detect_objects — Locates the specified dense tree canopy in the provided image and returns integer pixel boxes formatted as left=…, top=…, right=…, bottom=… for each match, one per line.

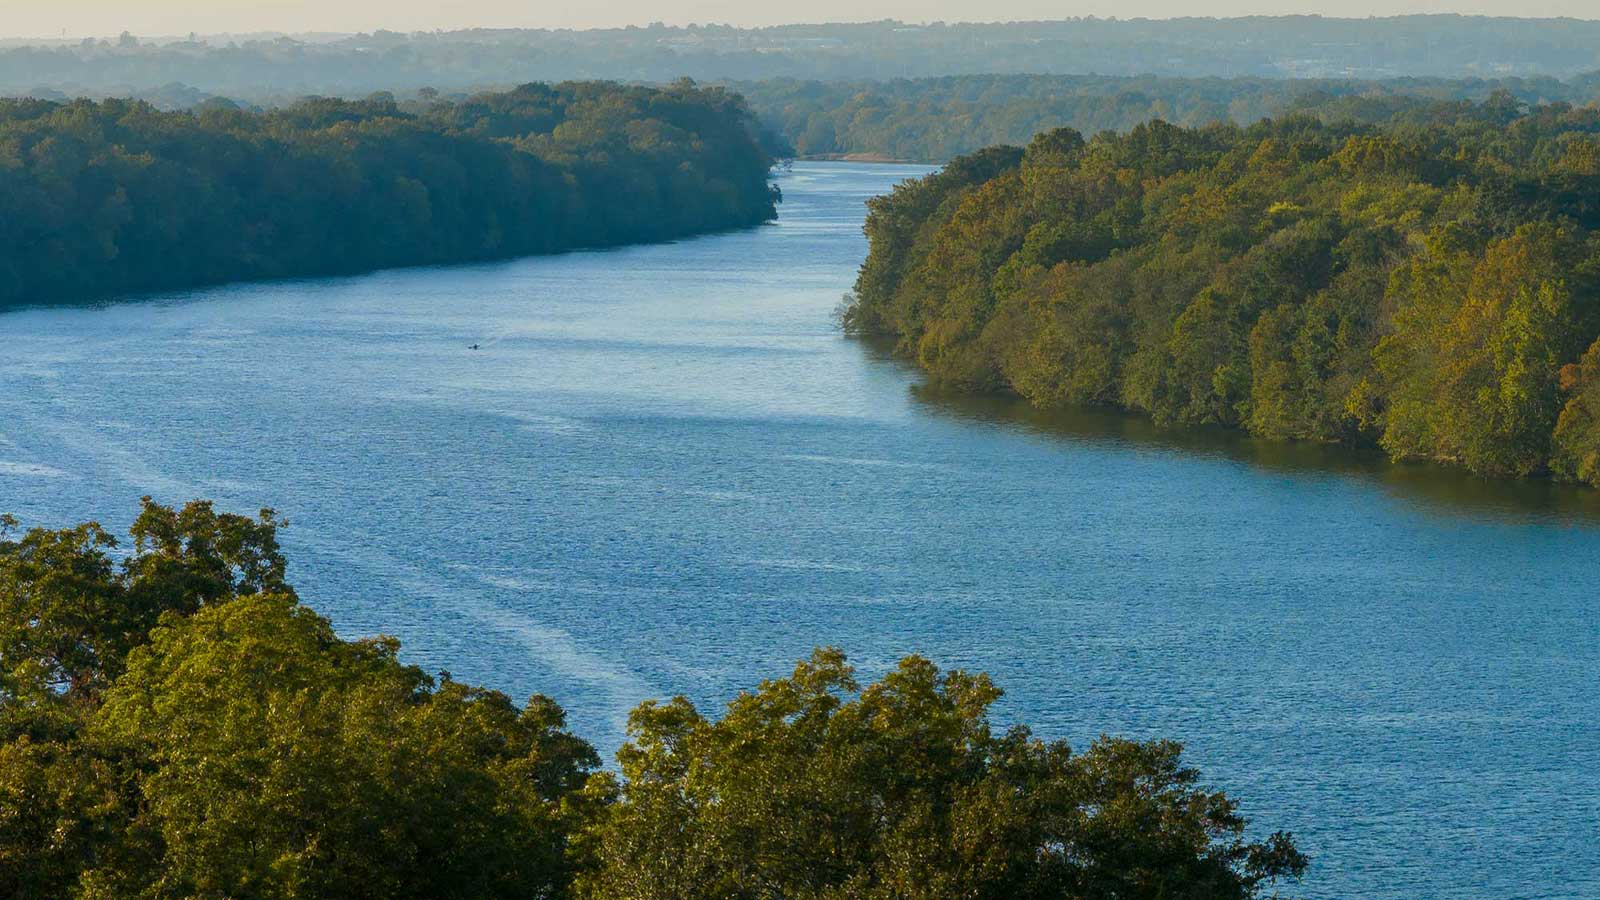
left=0, top=80, right=779, bottom=309
left=9, top=21, right=1600, bottom=170
left=578, top=649, right=1305, bottom=900
left=739, top=74, right=1600, bottom=163
left=0, top=500, right=600, bottom=900
left=0, top=501, right=1304, bottom=899
left=844, top=97, right=1600, bottom=485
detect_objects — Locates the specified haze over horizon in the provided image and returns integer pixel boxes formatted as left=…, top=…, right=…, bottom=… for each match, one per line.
left=6, top=1, right=1600, bottom=40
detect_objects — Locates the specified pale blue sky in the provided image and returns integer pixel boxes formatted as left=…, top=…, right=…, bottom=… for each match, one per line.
left=5, top=0, right=1598, bottom=40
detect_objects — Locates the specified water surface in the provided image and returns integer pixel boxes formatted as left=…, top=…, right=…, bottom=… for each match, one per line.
left=1, top=162, right=1595, bottom=899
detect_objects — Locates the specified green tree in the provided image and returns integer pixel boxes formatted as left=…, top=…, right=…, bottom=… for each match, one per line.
left=578, top=649, right=1305, bottom=900
left=0, top=731, right=129, bottom=900
left=3, top=503, right=1307, bottom=898
left=1551, top=337, right=1600, bottom=485
left=0, top=497, right=285, bottom=705
left=846, top=98, right=1600, bottom=485
left=87, top=593, right=597, bottom=900
left=0, top=500, right=599, bottom=900
left=1378, top=225, right=1592, bottom=475
left=0, top=84, right=779, bottom=310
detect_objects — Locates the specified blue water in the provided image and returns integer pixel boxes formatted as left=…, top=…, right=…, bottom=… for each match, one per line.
left=1, top=162, right=1596, bottom=899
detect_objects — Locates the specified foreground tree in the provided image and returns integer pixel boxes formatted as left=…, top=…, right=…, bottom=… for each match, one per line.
left=3, top=501, right=1304, bottom=899
left=578, top=649, right=1305, bottom=900
left=85, top=593, right=598, bottom=900
left=0, top=498, right=287, bottom=706
left=0, top=499, right=294, bottom=900
left=0, top=501, right=598, bottom=900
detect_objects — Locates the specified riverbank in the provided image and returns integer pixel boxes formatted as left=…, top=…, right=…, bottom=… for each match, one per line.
left=796, top=151, right=918, bottom=163
left=0, top=83, right=778, bottom=310
left=843, top=110, right=1600, bottom=489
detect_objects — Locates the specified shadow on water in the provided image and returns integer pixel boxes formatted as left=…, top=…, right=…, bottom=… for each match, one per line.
left=854, top=338, right=1600, bottom=526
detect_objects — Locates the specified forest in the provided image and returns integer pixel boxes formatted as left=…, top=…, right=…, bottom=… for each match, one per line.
left=14, top=66, right=1600, bottom=168
left=843, top=96, right=1600, bottom=486
left=0, top=81, right=780, bottom=309
left=740, top=73, right=1600, bottom=162
left=0, top=499, right=1306, bottom=899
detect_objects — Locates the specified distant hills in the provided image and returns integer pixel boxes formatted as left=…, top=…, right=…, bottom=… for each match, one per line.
left=4, top=16, right=1600, bottom=104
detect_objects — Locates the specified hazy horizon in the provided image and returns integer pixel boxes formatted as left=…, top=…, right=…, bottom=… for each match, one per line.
left=7, top=3, right=1600, bottom=41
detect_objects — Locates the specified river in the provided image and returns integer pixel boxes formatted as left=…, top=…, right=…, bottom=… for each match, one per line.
left=1, top=161, right=1595, bottom=898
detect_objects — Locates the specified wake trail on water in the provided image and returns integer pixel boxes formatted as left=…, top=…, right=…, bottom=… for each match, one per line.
left=306, top=533, right=656, bottom=739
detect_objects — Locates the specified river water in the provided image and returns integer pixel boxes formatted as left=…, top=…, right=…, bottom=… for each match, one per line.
left=1, top=162, right=1596, bottom=898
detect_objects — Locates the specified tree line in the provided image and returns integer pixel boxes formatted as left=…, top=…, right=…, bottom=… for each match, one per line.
left=0, top=499, right=1306, bottom=899
left=738, top=73, right=1600, bottom=163
left=17, top=69, right=1600, bottom=171
left=844, top=96, right=1600, bottom=487
left=0, top=80, right=780, bottom=309
left=8, top=16, right=1600, bottom=100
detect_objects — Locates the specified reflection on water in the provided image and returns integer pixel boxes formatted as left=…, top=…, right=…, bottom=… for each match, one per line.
left=849, top=327, right=1600, bottom=524
left=912, top=385, right=1600, bottom=525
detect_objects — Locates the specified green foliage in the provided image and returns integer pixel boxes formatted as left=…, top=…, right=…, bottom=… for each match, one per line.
left=0, top=497, right=285, bottom=705
left=0, top=501, right=602, bottom=900
left=1551, top=338, right=1600, bottom=486
left=738, top=74, right=1600, bottom=164
left=1376, top=225, right=1597, bottom=475
left=578, top=648, right=1304, bottom=900
left=0, top=719, right=128, bottom=900
left=0, top=501, right=1305, bottom=899
left=846, top=100, right=1600, bottom=482
left=88, top=594, right=597, bottom=899
left=0, top=499, right=300, bottom=900
left=0, top=81, right=778, bottom=309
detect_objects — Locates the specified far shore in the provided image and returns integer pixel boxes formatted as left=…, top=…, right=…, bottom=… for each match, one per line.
left=795, top=152, right=921, bottom=164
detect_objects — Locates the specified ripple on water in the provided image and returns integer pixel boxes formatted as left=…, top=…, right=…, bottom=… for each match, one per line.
left=0, top=163, right=1595, bottom=900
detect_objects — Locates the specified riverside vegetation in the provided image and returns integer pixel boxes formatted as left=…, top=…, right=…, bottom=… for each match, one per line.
left=14, top=21, right=1600, bottom=169
left=0, top=499, right=1306, bottom=899
left=843, top=96, right=1600, bottom=487
left=0, top=80, right=779, bottom=309
left=740, top=74, right=1600, bottom=163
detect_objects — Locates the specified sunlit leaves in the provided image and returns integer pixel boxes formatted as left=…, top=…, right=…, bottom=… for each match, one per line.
left=579, top=649, right=1305, bottom=900
left=846, top=100, right=1600, bottom=483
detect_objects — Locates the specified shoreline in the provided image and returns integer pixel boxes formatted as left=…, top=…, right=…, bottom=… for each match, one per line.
left=793, top=152, right=923, bottom=164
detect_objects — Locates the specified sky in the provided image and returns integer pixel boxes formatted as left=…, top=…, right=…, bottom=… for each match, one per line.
left=3, top=0, right=1598, bottom=40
